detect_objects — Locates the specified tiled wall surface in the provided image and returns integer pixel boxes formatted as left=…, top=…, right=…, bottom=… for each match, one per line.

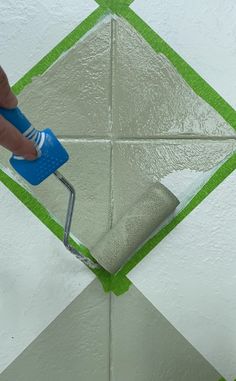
left=1, top=2, right=236, bottom=380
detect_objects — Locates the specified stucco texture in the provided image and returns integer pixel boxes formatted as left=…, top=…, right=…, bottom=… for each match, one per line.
left=0, top=0, right=98, bottom=84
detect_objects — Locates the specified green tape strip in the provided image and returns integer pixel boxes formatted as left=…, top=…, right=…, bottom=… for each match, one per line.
left=118, top=7, right=236, bottom=131
left=12, top=7, right=105, bottom=95
left=95, top=0, right=134, bottom=12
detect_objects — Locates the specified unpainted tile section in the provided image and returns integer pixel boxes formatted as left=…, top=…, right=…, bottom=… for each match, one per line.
left=112, top=139, right=236, bottom=221
left=0, top=280, right=110, bottom=381
left=112, top=18, right=236, bottom=138
left=111, top=285, right=221, bottom=381
left=18, top=18, right=111, bottom=137
left=0, top=140, right=111, bottom=248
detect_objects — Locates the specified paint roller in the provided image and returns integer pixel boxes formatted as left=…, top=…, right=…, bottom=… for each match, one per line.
left=0, top=107, right=179, bottom=273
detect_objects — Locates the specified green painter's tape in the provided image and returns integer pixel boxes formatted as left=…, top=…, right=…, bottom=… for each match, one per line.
left=95, top=0, right=134, bottom=12
left=118, top=7, right=236, bottom=131
left=12, top=7, right=105, bottom=95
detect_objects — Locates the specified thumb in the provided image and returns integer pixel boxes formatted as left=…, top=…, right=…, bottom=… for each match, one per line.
left=0, top=115, right=37, bottom=160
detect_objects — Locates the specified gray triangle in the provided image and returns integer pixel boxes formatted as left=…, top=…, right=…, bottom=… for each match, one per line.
left=111, top=285, right=222, bottom=381
left=0, top=280, right=110, bottom=381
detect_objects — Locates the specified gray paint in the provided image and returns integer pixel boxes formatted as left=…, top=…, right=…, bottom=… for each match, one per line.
left=0, top=280, right=110, bottom=381
left=91, top=182, right=179, bottom=273
left=18, top=19, right=111, bottom=137
left=113, top=17, right=236, bottom=138
left=112, top=139, right=236, bottom=221
left=111, top=285, right=222, bottom=381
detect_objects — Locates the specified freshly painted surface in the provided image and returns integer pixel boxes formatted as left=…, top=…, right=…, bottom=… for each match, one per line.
left=18, top=19, right=111, bottom=137
left=0, top=182, right=95, bottom=374
left=131, top=0, right=236, bottom=110
left=112, top=140, right=236, bottom=222
left=111, top=285, right=221, bottom=380
left=129, top=170, right=236, bottom=381
left=0, top=0, right=98, bottom=84
left=91, top=182, right=179, bottom=273
left=113, top=18, right=236, bottom=138
left=0, top=280, right=110, bottom=381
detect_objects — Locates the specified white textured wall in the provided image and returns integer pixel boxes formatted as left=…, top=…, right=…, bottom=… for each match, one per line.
left=0, top=0, right=98, bottom=84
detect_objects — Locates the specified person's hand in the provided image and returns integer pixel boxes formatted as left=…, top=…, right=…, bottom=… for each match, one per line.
left=0, top=66, right=37, bottom=160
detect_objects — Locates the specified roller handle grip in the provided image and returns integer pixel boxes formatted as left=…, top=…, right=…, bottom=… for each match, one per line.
left=0, top=107, right=31, bottom=134
left=0, top=106, right=69, bottom=185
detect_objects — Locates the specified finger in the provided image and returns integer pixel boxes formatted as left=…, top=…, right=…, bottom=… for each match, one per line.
left=0, top=115, right=37, bottom=160
left=0, top=66, right=18, bottom=109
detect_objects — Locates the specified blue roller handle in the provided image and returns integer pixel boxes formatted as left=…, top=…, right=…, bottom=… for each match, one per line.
left=0, top=107, right=31, bottom=134
left=0, top=107, right=69, bottom=185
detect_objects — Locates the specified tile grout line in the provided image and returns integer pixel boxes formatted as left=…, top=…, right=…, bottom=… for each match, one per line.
left=108, top=17, right=116, bottom=381
left=109, top=17, right=116, bottom=230
left=114, top=135, right=236, bottom=141
left=58, top=136, right=236, bottom=142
